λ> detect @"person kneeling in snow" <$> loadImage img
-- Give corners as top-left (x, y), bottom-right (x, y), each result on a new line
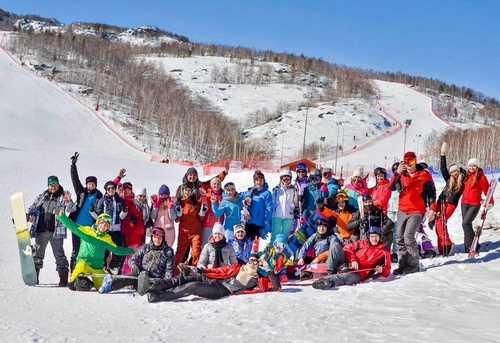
top-left (296, 217), bottom-right (339, 266)
top-left (140, 255), bottom-right (280, 302)
top-left (58, 213), bottom-right (134, 291)
top-left (312, 226), bottom-right (391, 290)
top-left (98, 227), bottom-right (175, 293)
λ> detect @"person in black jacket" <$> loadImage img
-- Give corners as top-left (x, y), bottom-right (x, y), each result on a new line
top-left (98, 227), bottom-right (175, 293)
top-left (428, 142), bottom-right (466, 256)
top-left (68, 152), bottom-right (103, 271)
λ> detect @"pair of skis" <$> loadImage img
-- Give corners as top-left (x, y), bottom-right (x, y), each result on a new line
top-left (468, 178), bottom-right (497, 258)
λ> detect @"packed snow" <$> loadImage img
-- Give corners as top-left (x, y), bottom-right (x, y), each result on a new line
top-left (1, 45), bottom-right (500, 343)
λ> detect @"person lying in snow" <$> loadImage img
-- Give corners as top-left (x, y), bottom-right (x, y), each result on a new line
top-left (98, 227), bottom-right (175, 294)
top-left (312, 226), bottom-right (391, 290)
top-left (138, 255), bottom-right (280, 302)
top-left (58, 213), bottom-right (134, 291)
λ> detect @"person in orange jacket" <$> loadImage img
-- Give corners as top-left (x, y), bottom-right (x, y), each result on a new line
top-left (320, 191), bottom-right (356, 243)
top-left (312, 226), bottom-right (391, 289)
top-left (175, 186), bottom-right (203, 266)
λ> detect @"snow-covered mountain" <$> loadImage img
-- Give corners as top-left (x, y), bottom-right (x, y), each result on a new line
top-left (1, 45), bottom-right (500, 343)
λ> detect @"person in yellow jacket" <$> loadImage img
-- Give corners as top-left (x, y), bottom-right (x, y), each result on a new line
top-left (58, 213), bottom-right (134, 291)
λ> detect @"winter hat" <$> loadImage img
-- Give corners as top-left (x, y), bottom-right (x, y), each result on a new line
top-left (212, 222), bottom-right (225, 236)
top-left (368, 226), bottom-right (383, 236)
top-left (467, 158), bottom-right (480, 168)
top-left (352, 168), bottom-right (363, 178)
top-left (403, 152), bottom-right (417, 166)
top-left (151, 227), bottom-right (165, 237)
top-left (85, 176), bottom-right (97, 185)
top-left (315, 217), bottom-right (329, 228)
top-left (280, 170), bottom-right (292, 179)
top-left (158, 184), bottom-right (170, 198)
top-left (448, 164), bottom-right (459, 173)
top-left (362, 194), bottom-right (372, 202)
top-left (136, 187), bottom-right (147, 196)
top-left (322, 167), bottom-right (333, 175)
top-left (233, 224), bottom-right (246, 234)
top-left (296, 162), bottom-right (308, 172)
top-left (224, 182), bottom-right (236, 190)
top-left (374, 167), bottom-right (387, 178)
top-left (104, 181), bottom-right (116, 190)
top-left (336, 191), bottom-right (349, 201)
top-left (122, 182), bottom-right (133, 190)
top-left (96, 213), bottom-right (112, 224)
top-left (186, 167), bottom-right (198, 176)
top-left (253, 170), bottom-right (265, 180)
top-left (47, 175), bottom-right (59, 186)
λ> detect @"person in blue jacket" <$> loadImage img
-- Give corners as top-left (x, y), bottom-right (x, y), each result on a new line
top-left (241, 170), bottom-right (273, 239)
top-left (229, 224), bottom-right (253, 264)
top-left (212, 182), bottom-right (243, 241)
top-left (302, 170), bottom-right (327, 220)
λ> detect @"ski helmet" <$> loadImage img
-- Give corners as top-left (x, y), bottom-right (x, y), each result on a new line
top-left (96, 213), bottom-right (112, 225)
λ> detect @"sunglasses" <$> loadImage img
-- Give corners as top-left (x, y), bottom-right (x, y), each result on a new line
top-left (224, 187), bottom-right (236, 192)
top-left (281, 177), bottom-right (291, 182)
top-left (248, 258), bottom-right (259, 265)
top-left (297, 170), bottom-right (306, 174)
top-left (106, 186), bottom-right (116, 191)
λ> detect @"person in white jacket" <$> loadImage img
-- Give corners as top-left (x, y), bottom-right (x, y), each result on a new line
top-left (271, 170), bottom-right (298, 243)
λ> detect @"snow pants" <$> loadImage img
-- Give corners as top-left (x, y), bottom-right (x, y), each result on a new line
top-left (245, 223), bottom-right (264, 239)
top-left (149, 280), bottom-right (231, 302)
top-left (322, 272), bottom-right (361, 288)
top-left (326, 238), bottom-right (346, 274)
top-left (33, 231), bottom-right (69, 273)
top-left (271, 217), bottom-right (294, 243)
top-left (105, 230), bottom-right (124, 270)
top-left (395, 211), bottom-right (422, 260)
top-left (175, 231), bottom-right (202, 266)
top-left (431, 202), bottom-right (456, 255)
top-left (461, 204), bottom-right (480, 253)
top-left (70, 260), bottom-right (104, 289)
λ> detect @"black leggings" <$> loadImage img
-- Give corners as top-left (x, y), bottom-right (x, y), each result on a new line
top-left (461, 204), bottom-right (480, 252)
top-left (154, 280), bottom-right (231, 302)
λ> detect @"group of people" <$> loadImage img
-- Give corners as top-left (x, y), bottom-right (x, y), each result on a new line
top-left (27, 142), bottom-right (494, 301)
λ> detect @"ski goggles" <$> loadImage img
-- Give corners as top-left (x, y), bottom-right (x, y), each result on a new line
top-left (248, 257), bottom-right (259, 265)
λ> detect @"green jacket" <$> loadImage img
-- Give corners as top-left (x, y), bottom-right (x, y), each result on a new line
top-left (58, 215), bottom-right (133, 269)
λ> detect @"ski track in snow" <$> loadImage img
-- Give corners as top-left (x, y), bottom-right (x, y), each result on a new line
top-left (1, 47), bottom-right (500, 342)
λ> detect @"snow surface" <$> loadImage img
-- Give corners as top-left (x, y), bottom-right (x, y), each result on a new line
top-left (145, 55), bottom-right (324, 121)
top-left (1, 46), bottom-right (500, 343)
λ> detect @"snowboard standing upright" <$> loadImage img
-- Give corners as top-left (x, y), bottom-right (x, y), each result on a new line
top-left (10, 192), bottom-right (38, 286)
top-left (468, 178), bottom-right (497, 258)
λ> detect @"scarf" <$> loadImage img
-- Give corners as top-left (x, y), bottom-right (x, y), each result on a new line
top-left (212, 238), bottom-right (227, 268)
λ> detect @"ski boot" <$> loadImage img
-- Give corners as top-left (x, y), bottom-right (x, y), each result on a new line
top-left (392, 254), bottom-right (407, 275)
top-left (58, 270), bottom-right (68, 287)
top-left (403, 256), bottom-right (420, 274)
top-left (312, 277), bottom-right (335, 290)
top-left (98, 274), bottom-right (114, 294)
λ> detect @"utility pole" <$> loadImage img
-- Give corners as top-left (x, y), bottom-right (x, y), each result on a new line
top-left (416, 133), bottom-right (422, 157)
top-left (319, 136), bottom-right (326, 167)
top-left (302, 88), bottom-right (314, 158)
top-left (403, 119), bottom-right (412, 154)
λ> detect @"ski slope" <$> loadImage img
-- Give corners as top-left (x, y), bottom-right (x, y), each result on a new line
top-left (328, 80), bottom-right (450, 174)
top-left (1, 46), bottom-right (500, 343)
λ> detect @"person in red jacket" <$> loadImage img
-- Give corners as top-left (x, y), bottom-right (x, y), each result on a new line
top-left (200, 176), bottom-right (225, 246)
top-left (369, 167), bottom-right (392, 214)
top-left (175, 186), bottom-right (203, 266)
top-left (390, 152), bottom-right (436, 275)
top-left (461, 157), bottom-right (494, 252)
top-left (120, 182), bottom-right (145, 248)
top-left (312, 226), bottom-right (391, 289)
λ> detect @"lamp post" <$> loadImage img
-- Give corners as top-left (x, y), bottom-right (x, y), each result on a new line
top-left (403, 119), bottom-right (412, 153)
top-left (334, 122), bottom-right (342, 175)
top-left (280, 130), bottom-right (286, 167)
top-left (302, 89), bottom-right (314, 158)
top-left (319, 136), bottom-right (326, 167)
top-left (416, 133), bottom-right (422, 157)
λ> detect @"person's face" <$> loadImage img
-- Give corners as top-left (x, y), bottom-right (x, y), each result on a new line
top-left (297, 170), bottom-right (307, 178)
top-left (376, 174), bottom-right (385, 182)
top-left (254, 177), bottom-right (264, 188)
top-left (281, 176), bottom-right (291, 185)
top-left (225, 186), bottom-right (237, 197)
top-left (97, 221), bottom-right (111, 233)
top-left (235, 230), bottom-right (246, 240)
top-left (337, 200), bottom-right (346, 210)
top-left (187, 172), bottom-right (198, 183)
top-left (211, 178), bottom-right (221, 191)
top-left (369, 233), bottom-right (380, 246)
top-left (87, 182), bottom-right (96, 191)
top-left (468, 165), bottom-right (478, 173)
top-left (317, 224), bottom-right (328, 235)
top-left (406, 163), bottom-right (417, 174)
top-left (450, 169), bottom-right (460, 179)
top-left (137, 194), bottom-right (147, 203)
top-left (363, 199), bottom-right (373, 208)
top-left (152, 233), bottom-right (164, 246)
top-left (247, 257), bottom-right (259, 271)
top-left (48, 183), bottom-right (59, 194)
top-left (351, 176), bottom-right (362, 185)
top-left (213, 233), bottom-right (224, 242)
top-left (123, 187), bottom-right (133, 197)
top-left (323, 171), bottom-right (332, 180)
top-left (106, 185), bottom-right (116, 196)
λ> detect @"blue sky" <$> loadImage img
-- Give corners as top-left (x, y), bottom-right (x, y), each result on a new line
top-left (2, 0), bottom-right (499, 100)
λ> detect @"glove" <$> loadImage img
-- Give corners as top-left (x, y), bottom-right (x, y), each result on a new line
top-left (166, 198), bottom-right (174, 209)
top-left (118, 168), bottom-right (126, 178)
top-left (175, 204), bottom-right (182, 217)
top-left (199, 203), bottom-right (208, 217)
top-left (151, 195), bottom-right (160, 209)
top-left (130, 216), bottom-right (137, 225)
top-left (293, 207), bottom-right (300, 220)
top-left (70, 152), bottom-right (79, 165)
top-left (440, 142), bottom-right (448, 155)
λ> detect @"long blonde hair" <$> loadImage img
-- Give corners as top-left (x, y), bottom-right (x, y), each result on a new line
top-left (448, 171), bottom-right (465, 193)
